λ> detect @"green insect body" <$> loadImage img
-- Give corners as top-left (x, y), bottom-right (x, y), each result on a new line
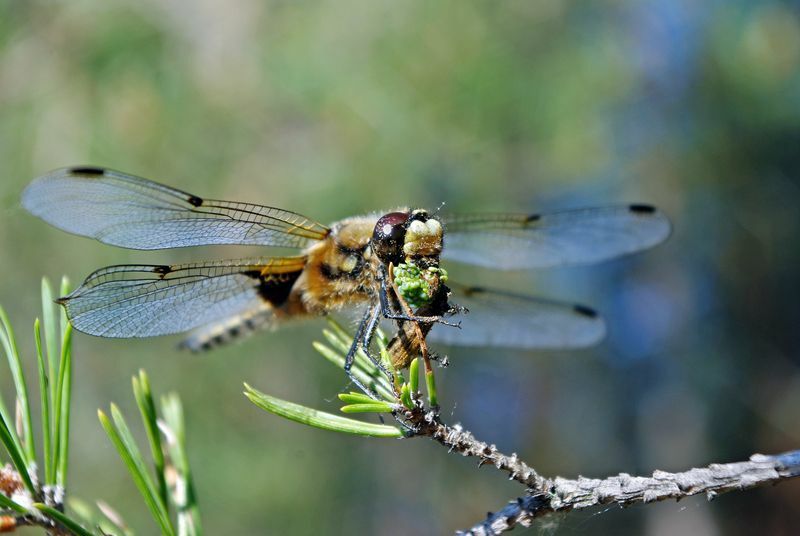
top-left (393, 263), bottom-right (448, 309)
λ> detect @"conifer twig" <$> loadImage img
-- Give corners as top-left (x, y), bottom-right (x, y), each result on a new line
top-left (458, 449), bottom-right (800, 535)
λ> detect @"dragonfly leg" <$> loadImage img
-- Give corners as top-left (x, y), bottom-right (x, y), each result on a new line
top-left (360, 304), bottom-right (396, 383)
top-left (344, 304), bottom-right (394, 398)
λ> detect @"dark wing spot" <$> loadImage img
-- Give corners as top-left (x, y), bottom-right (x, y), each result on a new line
top-left (187, 195), bottom-right (204, 207)
top-left (573, 304), bottom-right (598, 318)
top-left (244, 269), bottom-right (302, 306)
top-left (524, 213), bottom-right (542, 223)
top-left (152, 265), bottom-right (172, 278)
top-left (70, 166), bottom-right (106, 176)
top-left (261, 271), bottom-right (302, 305)
top-left (629, 204), bottom-right (656, 214)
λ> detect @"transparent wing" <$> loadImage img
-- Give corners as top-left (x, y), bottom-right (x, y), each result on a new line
top-left (58, 257), bottom-right (306, 338)
top-left (441, 205), bottom-right (671, 270)
top-left (427, 283), bottom-right (606, 349)
top-left (22, 167), bottom-right (329, 250)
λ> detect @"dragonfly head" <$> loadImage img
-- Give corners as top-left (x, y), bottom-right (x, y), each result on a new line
top-left (371, 209), bottom-right (443, 268)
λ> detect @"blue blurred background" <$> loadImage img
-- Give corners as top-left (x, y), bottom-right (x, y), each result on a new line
top-left (1, 1), bottom-right (799, 534)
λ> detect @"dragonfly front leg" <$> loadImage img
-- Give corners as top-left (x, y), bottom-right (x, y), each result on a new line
top-left (378, 277), bottom-right (460, 327)
top-left (344, 304), bottom-right (394, 398)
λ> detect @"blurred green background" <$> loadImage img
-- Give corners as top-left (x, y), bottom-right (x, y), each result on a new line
top-left (2, 1), bottom-right (800, 534)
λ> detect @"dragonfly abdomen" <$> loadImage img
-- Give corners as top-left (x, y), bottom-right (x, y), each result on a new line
top-left (180, 305), bottom-right (276, 352)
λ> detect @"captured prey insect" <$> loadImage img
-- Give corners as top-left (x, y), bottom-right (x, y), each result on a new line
top-left (22, 167), bottom-right (671, 395)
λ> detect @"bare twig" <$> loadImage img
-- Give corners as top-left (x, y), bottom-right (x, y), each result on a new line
top-left (398, 408), bottom-right (547, 490)
top-left (458, 449), bottom-right (800, 535)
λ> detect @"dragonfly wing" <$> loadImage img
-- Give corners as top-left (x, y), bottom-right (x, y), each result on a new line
top-left (427, 283), bottom-right (606, 350)
top-left (441, 205), bottom-right (671, 270)
top-left (58, 257), bottom-right (306, 338)
top-left (22, 167), bottom-right (329, 250)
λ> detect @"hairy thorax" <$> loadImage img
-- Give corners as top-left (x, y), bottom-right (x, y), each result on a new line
top-left (288, 215), bottom-right (382, 315)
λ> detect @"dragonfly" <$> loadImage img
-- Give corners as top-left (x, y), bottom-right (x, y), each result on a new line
top-left (22, 167), bottom-right (671, 393)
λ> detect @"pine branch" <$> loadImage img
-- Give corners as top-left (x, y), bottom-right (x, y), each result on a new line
top-left (397, 407), bottom-right (547, 489)
top-left (458, 449), bottom-right (800, 535)
top-left (253, 320), bottom-right (800, 535)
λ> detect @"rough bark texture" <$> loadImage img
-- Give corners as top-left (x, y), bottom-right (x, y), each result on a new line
top-left (458, 449), bottom-right (800, 535)
top-left (392, 336), bottom-right (800, 536)
top-left (400, 409), bottom-right (547, 489)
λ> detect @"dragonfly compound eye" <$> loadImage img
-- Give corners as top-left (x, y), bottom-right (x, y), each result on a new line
top-left (372, 212), bottom-right (409, 265)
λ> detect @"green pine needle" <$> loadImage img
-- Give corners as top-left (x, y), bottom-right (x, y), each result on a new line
top-left (161, 393), bottom-right (202, 536)
top-left (58, 277), bottom-right (70, 342)
top-left (312, 342), bottom-right (395, 402)
top-left (426, 370), bottom-right (438, 408)
top-left (101, 373), bottom-right (202, 535)
top-left (402, 383), bottom-right (414, 409)
top-left (54, 324), bottom-right (73, 488)
top-left (0, 412), bottom-right (35, 492)
top-left (40, 278), bottom-right (59, 427)
top-left (337, 392), bottom-right (378, 404)
top-left (34, 503), bottom-right (94, 536)
top-left (99, 407), bottom-right (175, 536)
top-left (245, 384), bottom-right (403, 438)
top-left (0, 305), bottom-right (36, 465)
top-left (409, 358), bottom-right (420, 394)
top-left (133, 371), bottom-right (168, 508)
top-left (34, 319), bottom-right (53, 485)
top-left (339, 402), bottom-right (394, 414)
top-left (0, 487), bottom-right (28, 514)
top-left (0, 277), bottom-right (120, 533)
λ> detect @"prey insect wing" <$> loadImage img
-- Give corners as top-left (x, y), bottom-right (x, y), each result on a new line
top-left (21, 167), bottom-right (329, 250)
top-left (426, 283), bottom-right (606, 350)
top-left (58, 257), bottom-right (307, 338)
top-left (441, 205), bottom-right (671, 270)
